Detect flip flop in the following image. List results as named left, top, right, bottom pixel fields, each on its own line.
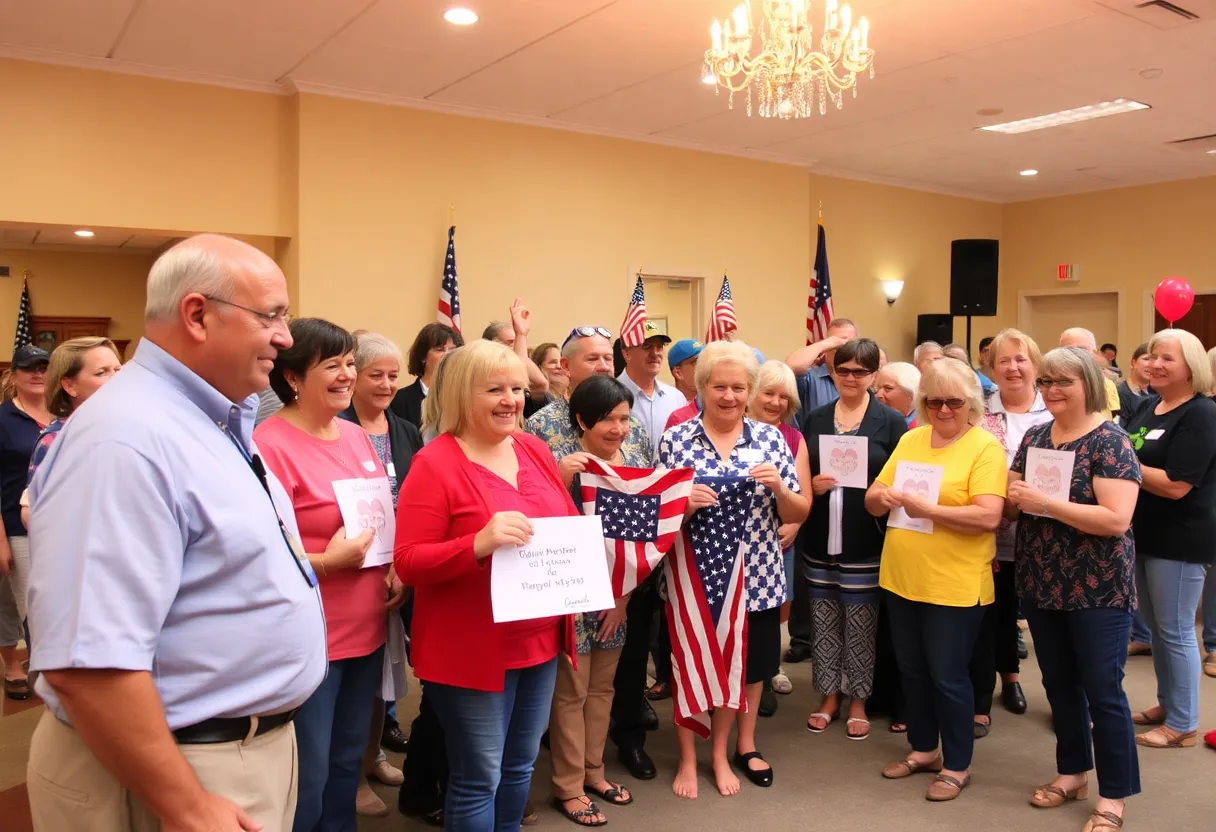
left=806, top=711, right=839, bottom=733
left=553, top=796, right=607, bottom=827
left=585, top=782, right=633, bottom=806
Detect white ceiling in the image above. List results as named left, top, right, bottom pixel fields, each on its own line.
left=2, top=0, right=1215, bottom=201
left=0, top=222, right=176, bottom=252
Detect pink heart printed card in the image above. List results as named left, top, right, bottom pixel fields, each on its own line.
left=1023, top=447, right=1076, bottom=516
left=888, top=461, right=944, bottom=535
left=817, top=434, right=869, bottom=489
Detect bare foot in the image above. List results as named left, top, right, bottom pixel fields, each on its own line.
left=672, top=761, right=698, bottom=800
left=712, top=757, right=740, bottom=797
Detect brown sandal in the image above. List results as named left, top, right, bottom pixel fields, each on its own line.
left=1135, top=725, right=1197, bottom=748
left=1030, top=781, right=1088, bottom=808
left=881, top=756, right=943, bottom=779
left=1082, top=809, right=1124, bottom=831
left=1130, top=710, right=1164, bottom=726
left=926, top=772, right=970, bottom=802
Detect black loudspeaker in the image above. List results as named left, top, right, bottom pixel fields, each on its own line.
left=950, top=239, right=999, bottom=316
left=917, top=314, right=953, bottom=346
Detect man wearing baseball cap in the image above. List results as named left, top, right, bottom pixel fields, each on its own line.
left=662, top=340, right=703, bottom=432
left=616, top=321, right=682, bottom=456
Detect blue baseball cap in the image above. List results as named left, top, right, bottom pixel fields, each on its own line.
left=752, top=347, right=766, bottom=365
left=668, top=339, right=703, bottom=370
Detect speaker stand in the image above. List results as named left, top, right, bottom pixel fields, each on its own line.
left=965, top=315, right=972, bottom=360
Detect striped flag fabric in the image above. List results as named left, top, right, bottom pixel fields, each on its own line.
left=705, top=275, right=737, bottom=343
left=619, top=276, right=649, bottom=348
left=12, top=277, right=31, bottom=353
left=806, top=222, right=834, bottom=344
left=578, top=458, right=694, bottom=597
left=664, top=475, right=754, bottom=737
left=437, top=226, right=462, bottom=333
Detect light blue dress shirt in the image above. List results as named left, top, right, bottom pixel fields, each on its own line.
left=795, top=364, right=840, bottom=431
left=27, top=339, right=327, bottom=730
left=616, top=372, right=685, bottom=456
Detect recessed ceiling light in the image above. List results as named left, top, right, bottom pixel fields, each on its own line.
left=1139, top=68, right=1163, bottom=80
left=444, top=7, right=478, bottom=25
left=1020, top=169, right=1038, bottom=177
left=976, top=107, right=1004, bottom=117
left=74, top=229, right=95, bottom=237
left=1207, top=149, right=1216, bottom=155
left=978, top=99, right=1150, bottom=135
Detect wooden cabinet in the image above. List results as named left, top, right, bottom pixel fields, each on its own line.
left=2, top=315, right=130, bottom=369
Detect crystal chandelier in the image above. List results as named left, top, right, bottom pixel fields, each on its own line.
left=702, top=0, right=875, bottom=119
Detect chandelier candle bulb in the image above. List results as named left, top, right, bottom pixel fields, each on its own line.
left=712, top=19, right=723, bottom=51
left=860, top=16, right=868, bottom=48
left=733, top=4, right=749, bottom=37
left=840, top=4, right=851, bottom=34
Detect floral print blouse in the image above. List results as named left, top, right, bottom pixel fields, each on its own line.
left=1012, top=421, right=1141, bottom=611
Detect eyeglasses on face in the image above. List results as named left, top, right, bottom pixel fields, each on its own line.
left=205, top=296, right=293, bottom=328
left=561, top=326, right=612, bottom=350
left=925, top=397, right=966, bottom=411
left=834, top=367, right=875, bottom=379
left=1035, top=377, right=1076, bottom=389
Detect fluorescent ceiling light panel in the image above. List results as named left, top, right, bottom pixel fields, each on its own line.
left=978, top=99, right=1149, bottom=135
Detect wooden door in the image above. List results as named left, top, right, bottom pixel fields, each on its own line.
left=29, top=316, right=110, bottom=354
left=1154, top=294, right=1216, bottom=351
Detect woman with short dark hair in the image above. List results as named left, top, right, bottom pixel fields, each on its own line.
left=392, top=323, right=463, bottom=428
left=256, top=317, right=399, bottom=831
left=545, top=374, right=641, bottom=826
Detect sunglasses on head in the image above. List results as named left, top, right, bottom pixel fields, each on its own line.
left=834, top=367, right=874, bottom=379
left=925, top=397, right=966, bottom=411
left=1036, top=377, right=1076, bottom=389
left=561, top=326, right=612, bottom=350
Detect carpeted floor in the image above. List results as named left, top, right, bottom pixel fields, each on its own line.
left=356, top=629, right=1216, bottom=832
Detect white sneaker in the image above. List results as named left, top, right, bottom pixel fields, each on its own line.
left=772, top=668, right=793, bottom=695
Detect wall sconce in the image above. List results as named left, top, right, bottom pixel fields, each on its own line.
left=881, top=279, right=905, bottom=306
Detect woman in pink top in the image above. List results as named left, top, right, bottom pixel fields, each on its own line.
left=255, top=318, right=405, bottom=832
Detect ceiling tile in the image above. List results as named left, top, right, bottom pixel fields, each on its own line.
left=0, top=0, right=135, bottom=57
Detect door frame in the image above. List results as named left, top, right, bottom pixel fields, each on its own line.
left=1143, top=285, right=1216, bottom=341
left=628, top=266, right=710, bottom=342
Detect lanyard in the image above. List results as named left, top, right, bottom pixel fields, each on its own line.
left=220, top=424, right=319, bottom=588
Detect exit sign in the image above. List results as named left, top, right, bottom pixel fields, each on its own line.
left=1057, top=264, right=1081, bottom=283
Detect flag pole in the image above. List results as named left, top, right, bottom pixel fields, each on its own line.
left=818, top=200, right=823, bottom=223
left=449, top=202, right=455, bottom=227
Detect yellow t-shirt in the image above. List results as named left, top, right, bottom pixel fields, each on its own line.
left=1103, top=377, right=1119, bottom=421
left=877, top=425, right=1008, bottom=607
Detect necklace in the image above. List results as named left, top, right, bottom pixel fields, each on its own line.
left=834, top=394, right=868, bottom=432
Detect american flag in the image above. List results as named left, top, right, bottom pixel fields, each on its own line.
left=13, top=278, right=31, bottom=353
left=664, top=476, right=754, bottom=737
left=619, top=276, right=649, bottom=348
left=578, top=458, right=694, bottom=597
left=705, top=275, right=737, bottom=343
left=807, top=222, right=834, bottom=344
left=437, top=226, right=462, bottom=333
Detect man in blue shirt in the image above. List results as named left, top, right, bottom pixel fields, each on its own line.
left=26, top=235, right=328, bottom=832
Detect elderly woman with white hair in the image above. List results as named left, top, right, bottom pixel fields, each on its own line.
left=659, top=341, right=809, bottom=799
left=1122, top=329, right=1216, bottom=751
left=865, top=358, right=1007, bottom=802
left=747, top=360, right=813, bottom=703
left=875, top=362, right=921, bottom=428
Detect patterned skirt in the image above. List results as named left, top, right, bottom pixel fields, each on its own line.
left=805, top=555, right=881, bottom=606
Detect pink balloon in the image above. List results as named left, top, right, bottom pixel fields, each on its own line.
left=1154, top=277, right=1195, bottom=324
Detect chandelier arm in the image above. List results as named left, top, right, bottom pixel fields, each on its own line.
left=797, top=51, right=873, bottom=91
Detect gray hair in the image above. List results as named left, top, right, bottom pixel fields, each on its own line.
left=353, top=332, right=404, bottom=373
left=482, top=321, right=512, bottom=343
left=913, top=341, right=942, bottom=364
left=1060, top=327, right=1097, bottom=350
left=878, top=361, right=920, bottom=400
left=1041, top=347, right=1107, bottom=414
left=694, top=340, right=759, bottom=394
left=145, top=242, right=235, bottom=322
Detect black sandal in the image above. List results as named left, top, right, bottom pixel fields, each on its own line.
left=4, top=676, right=30, bottom=701
left=732, top=750, right=774, bottom=788
left=645, top=681, right=671, bottom=701
left=586, top=781, right=633, bottom=806
left=554, top=796, right=607, bottom=827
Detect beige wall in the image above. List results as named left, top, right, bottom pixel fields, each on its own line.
left=1001, top=176, right=1216, bottom=354
left=0, top=248, right=153, bottom=348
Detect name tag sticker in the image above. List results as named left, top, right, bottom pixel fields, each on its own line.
left=1145, top=429, right=1165, bottom=440
left=736, top=448, right=765, bottom=464
left=363, top=459, right=378, bottom=472
left=385, top=461, right=397, bottom=479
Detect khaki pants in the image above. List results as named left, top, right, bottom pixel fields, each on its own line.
left=548, top=648, right=621, bottom=800
left=26, top=710, right=298, bottom=832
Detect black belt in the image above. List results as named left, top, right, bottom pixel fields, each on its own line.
left=172, top=708, right=299, bottom=745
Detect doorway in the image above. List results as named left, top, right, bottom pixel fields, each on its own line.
left=1154, top=293, right=1216, bottom=350
left=1019, top=291, right=1119, bottom=354
left=637, top=273, right=704, bottom=386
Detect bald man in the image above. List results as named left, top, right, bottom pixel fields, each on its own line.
left=26, top=235, right=325, bottom=832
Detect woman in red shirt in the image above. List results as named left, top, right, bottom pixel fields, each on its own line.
left=255, top=318, right=405, bottom=832
left=395, top=340, right=578, bottom=832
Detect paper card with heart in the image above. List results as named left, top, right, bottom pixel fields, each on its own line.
left=1023, top=447, right=1076, bottom=516
left=332, top=476, right=396, bottom=567
left=888, top=461, right=944, bottom=535
left=818, top=434, right=869, bottom=489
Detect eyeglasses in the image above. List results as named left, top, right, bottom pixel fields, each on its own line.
left=834, top=367, right=875, bottom=379
left=1035, top=377, right=1076, bottom=389
left=925, top=397, right=966, bottom=411
left=561, top=326, right=612, bottom=350
left=205, top=296, right=293, bottom=329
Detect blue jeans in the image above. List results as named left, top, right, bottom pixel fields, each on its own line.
left=1025, top=606, right=1140, bottom=799
left=429, top=658, right=558, bottom=832
left=1130, top=609, right=1152, bottom=645
left=1135, top=556, right=1208, bottom=732
left=1203, top=567, right=1216, bottom=654
left=885, top=591, right=986, bottom=771
left=293, top=646, right=386, bottom=832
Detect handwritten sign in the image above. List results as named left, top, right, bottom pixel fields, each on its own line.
left=491, top=515, right=615, bottom=623
left=1024, top=447, right=1076, bottom=516
left=887, top=461, right=944, bottom=535
left=332, top=477, right=395, bottom=567
left=818, top=434, right=869, bottom=489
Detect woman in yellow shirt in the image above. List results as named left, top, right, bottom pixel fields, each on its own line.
left=864, top=357, right=1007, bottom=803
